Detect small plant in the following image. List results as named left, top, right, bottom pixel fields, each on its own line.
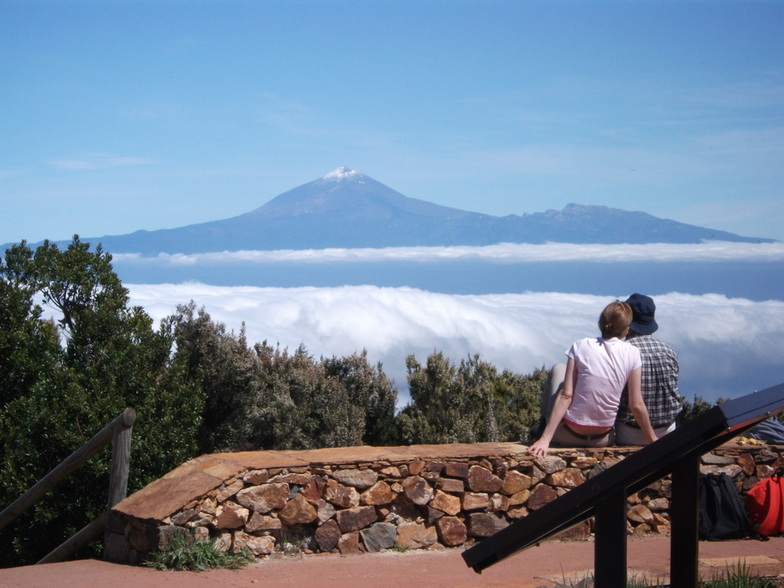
left=144, top=533, right=253, bottom=571
left=703, top=561, right=776, bottom=588
left=553, top=562, right=777, bottom=588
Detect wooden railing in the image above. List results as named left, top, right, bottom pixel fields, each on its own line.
left=0, top=408, right=135, bottom=564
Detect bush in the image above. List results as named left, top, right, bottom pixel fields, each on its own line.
left=143, top=533, right=252, bottom=571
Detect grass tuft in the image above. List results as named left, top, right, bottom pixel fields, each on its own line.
left=143, top=533, right=253, bottom=571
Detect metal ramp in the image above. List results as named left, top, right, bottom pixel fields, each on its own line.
left=462, top=383, right=784, bottom=587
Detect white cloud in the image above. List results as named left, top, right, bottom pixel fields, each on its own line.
left=126, top=284, right=784, bottom=407
left=113, top=241, right=784, bottom=266
left=49, top=152, right=155, bottom=171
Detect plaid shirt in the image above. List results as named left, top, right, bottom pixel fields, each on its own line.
left=618, top=335, right=682, bottom=427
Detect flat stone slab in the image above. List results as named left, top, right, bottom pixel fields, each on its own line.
left=114, top=442, right=530, bottom=521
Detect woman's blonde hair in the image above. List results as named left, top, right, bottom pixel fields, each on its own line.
left=598, top=301, right=633, bottom=338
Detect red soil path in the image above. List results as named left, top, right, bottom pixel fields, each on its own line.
left=1, top=536, right=783, bottom=588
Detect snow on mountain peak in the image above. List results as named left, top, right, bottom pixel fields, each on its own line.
left=322, top=166, right=359, bottom=181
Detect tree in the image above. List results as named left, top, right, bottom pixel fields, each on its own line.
left=0, top=237, right=202, bottom=566
left=397, top=352, right=546, bottom=445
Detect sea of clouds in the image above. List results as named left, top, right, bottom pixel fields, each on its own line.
left=114, top=241, right=784, bottom=266
left=106, top=241, right=784, bottom=408
left=127, top=284, right=784, bottom=408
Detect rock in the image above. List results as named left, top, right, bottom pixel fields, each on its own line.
left=361, top=522, right=397, bottom=552
left=572, top=456, right=598, bottom=468
left=437, top=477, right=465, bottom=493
left=702, top=452, right=735, bottom=465
left=491, top=493, right=510, bottom=512
left=468, top=512, right=509, bottom=537
left=757, top=464, right=775, bottom=478
left=338, top=531, right=363, bottom=555
left=214, top=532, right=232, bottom=552
left=361, top=481, right=396, bottom=506
left=436, top=516, right=467, bottom=546
left=171, top=509, right=196, bottom=526
left=507, top=506, right=528, bottom=519
left=444, top=462, right=470, bottom=478
left=198, top=497, right=217, bottom=515
left=467, top=465, right=503, bottom=492
left=527, top=484, right=558, bottom=510
left=213, top=502, right=249, bottom=529
left=242, top=469, right=269, bottom=485
left=268, top=472, right=313, bottom=485
left=402, top=475, right=433, bottom=505
left=430, top=489, right=461, bottom=516
left=555, top=521, right=591, bottom=540
left=627, top=504, right=654, bottom=525
left=301, top=477, right=326, bottom=503
left=422, top=461, right=445, bottom=481
left=538, top=456, right=567, bottom=474
left=733, top=452, right=753, bottom=476
left=315, top=519, right=341, bottom=552
left=380, top=466, right=402, bottom=478
left=317, top=499, right=336, bottom=523
left=332, top=468, right=379, bottom=489
left=236, top=483, right=289, bottom=513
left=508, top=489, right=531, bottom=506
left=462, top=492, right=491, bottom=511
left=246, top=512, right=282, bottom=533
left=216, top=480, right=245, bottom=503
left=408, top=461, right=425, bottom=475
left=279, top=494, right=318, bottom=526
left=425, top=506, right=445, bottom=525
left=233, top=530, right=275, bottom=555
left=324, top=480, right=360, bottom=508
left=395, top=522, right=437, bottom=550
left=647, top=497, right=669, bottom=512
left=632, top=523, right=654, bottom=537
left=546, top=468, right=586, bottom=488
left=336, top=506, right=378, bottom=533
left=501, top=470, right=532, bottom=495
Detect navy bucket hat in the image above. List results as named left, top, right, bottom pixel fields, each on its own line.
left=626, top=293, right=658, bottom=335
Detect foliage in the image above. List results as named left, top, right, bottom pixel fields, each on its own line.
left=143, top=533, right=252, bottom=571
left=170, top=304, right=399, bottom=452
left=556, top=562, right=777, bottom=587
left=0, top=238, right=203, bottom=567
left=0, top=235, right=556, bottom=567
left=677, top=395, right=732, bottom=427
left=397, top=352, right=546, bottom=445
left=702, top=561, right=778, bottom=587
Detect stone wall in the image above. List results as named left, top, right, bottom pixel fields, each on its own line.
left=106, top=442, right=784, bottom=565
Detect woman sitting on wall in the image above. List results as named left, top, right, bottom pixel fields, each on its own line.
left=528, top=301, right=657, bottom=458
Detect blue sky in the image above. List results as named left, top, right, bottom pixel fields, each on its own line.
left=1, top=0, right=783, bottom=245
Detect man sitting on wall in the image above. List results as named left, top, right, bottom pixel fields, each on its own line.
left=615, top=293, right=682, bottom=445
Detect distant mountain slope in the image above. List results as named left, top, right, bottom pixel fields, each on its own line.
left=28, top=167, right=779, bottom=254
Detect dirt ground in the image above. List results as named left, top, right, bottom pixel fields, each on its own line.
left=1, top=536, right=783, bottom=588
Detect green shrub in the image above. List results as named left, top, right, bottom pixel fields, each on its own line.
left=143, top=534, right=253, bottom=571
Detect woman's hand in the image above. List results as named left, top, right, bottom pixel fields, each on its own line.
left=528, top=438, right=550, bottom=458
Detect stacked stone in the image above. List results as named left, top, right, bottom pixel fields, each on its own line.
left=156, top=450, right=646, bottom=557
left=109, top=444, right=784, bottom=563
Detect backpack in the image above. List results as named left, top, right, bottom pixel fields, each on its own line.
left=746, top=471, right=784, bottom=537
left=698, top=473, right=754, bottom=540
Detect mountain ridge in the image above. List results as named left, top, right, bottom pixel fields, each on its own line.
left=14, top=167, right=777, bottom=254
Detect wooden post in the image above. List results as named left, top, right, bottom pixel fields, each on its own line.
left=107, top=408, right=135, bottom=508
left=0, top=408, right=135, bottom=533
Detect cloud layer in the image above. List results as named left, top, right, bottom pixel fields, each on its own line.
left=126, top=283, right=784, bottom=407
left=114, top=241, right=784, bottom=266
